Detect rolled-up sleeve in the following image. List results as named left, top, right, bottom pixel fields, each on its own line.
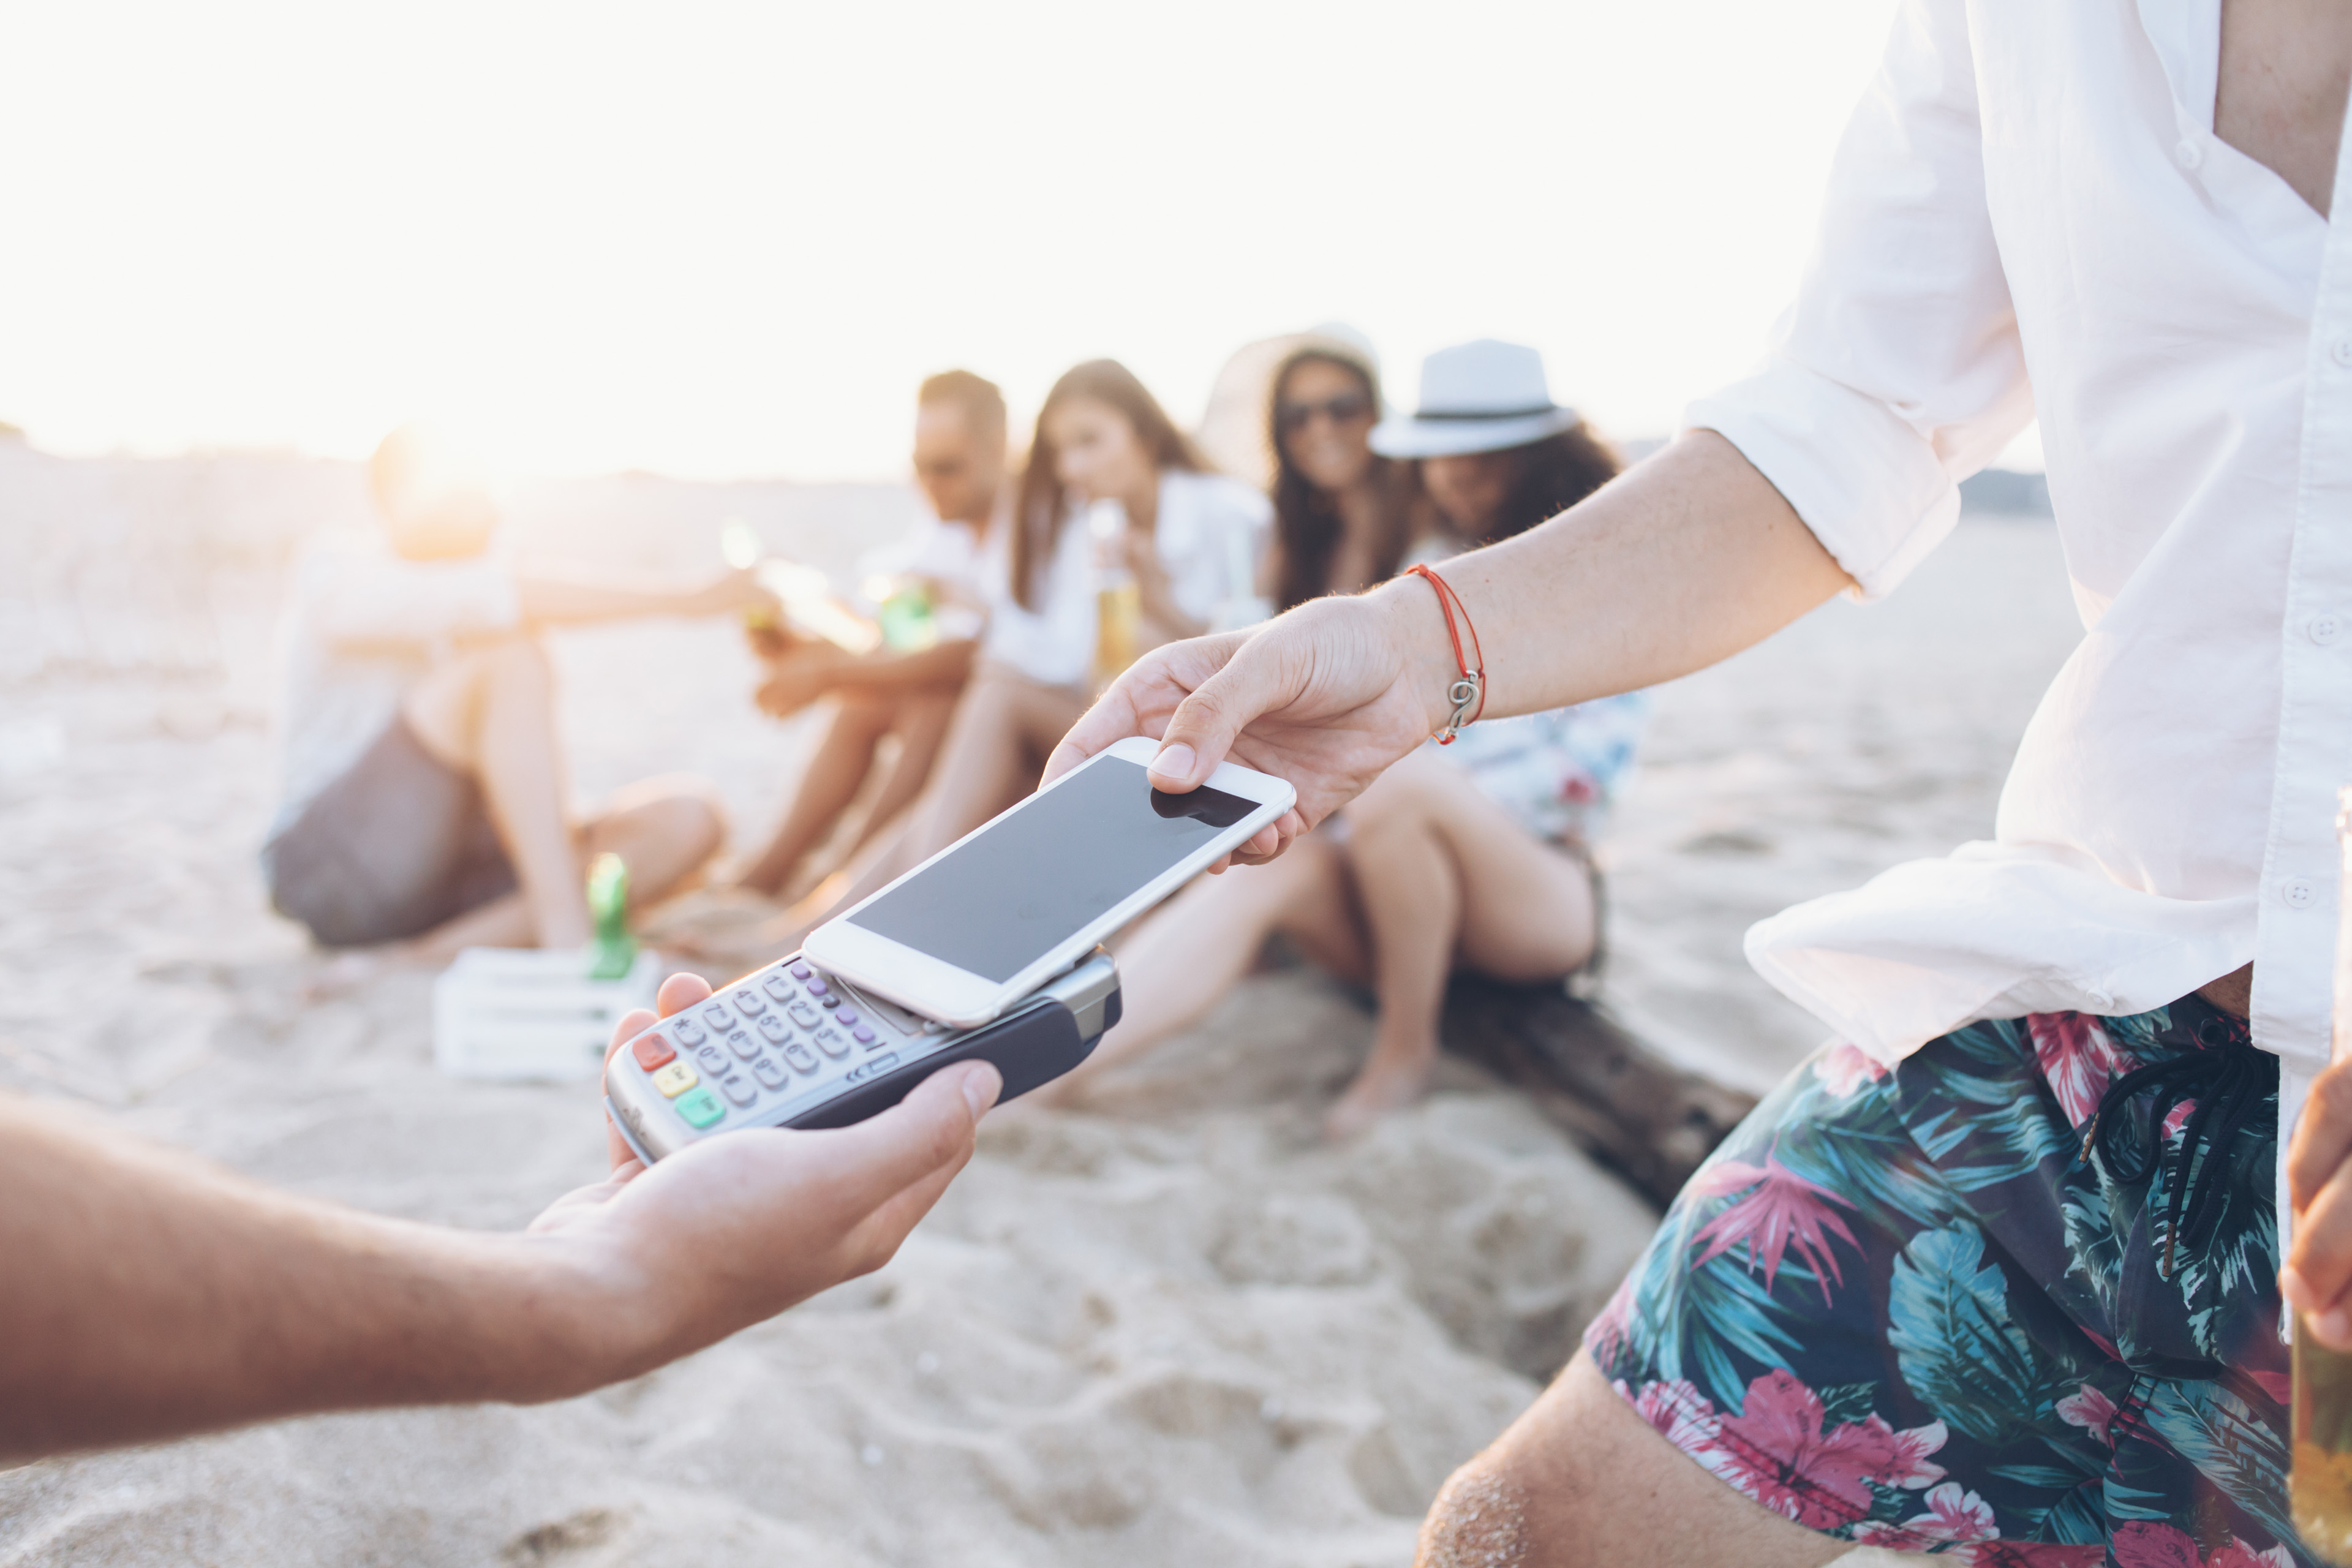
left=1685, top=0, right=2033, bottom=600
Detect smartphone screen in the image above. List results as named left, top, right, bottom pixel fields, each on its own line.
left=846, top=755, right=1260, bottom=982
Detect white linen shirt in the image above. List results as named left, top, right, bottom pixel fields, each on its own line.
left=1692, top=0, right=2352, bottom=1179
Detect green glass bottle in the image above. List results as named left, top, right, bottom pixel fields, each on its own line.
left=586, top=852, right=635, bottom=981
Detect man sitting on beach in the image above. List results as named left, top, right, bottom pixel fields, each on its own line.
left=263, top=424, right=772, bottom=966
left=733, top=371, right=1006, bottom=901
left=1049, top=0, right=2352, bottom=1561
left=0, top=978, right=1003, bottom=1459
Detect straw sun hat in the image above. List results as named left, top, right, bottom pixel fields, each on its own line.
left=1369, top=339, right=1581, bottom=459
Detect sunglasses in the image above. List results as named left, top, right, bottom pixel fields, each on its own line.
left=1276, top=392, right=1374, bottom=434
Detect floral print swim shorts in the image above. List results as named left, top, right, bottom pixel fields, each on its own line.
left=1583, top=994, right=2305, bottom=1566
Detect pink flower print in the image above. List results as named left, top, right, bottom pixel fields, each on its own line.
left=1559, top=772, right=1597, bottom=804
left=1852, top=1481, right=1999, bottom=1552
left=1812, top=1041, right=1888, bottom=1099
left=1707, top=1370, right=1942, bottom=1531
left=2162, top=1098, right=2196, bottom=1139
left=2054, top=1381, right=2118, bottom=1445
left=1961, top=1546, right=2106, bottom=1567
left=2250, top=1368, right=2292, bottom=1406
left=1583, top=1281, right=1633, bottom=1365
left=1882, top=1418, right=1950, bottom=1488
left=1689, top=1148, right=1861, bottom=1303
left=2027, top=1011, right=2130, bottom=1129
left=2111, top=1520, right=2288, bottom=1568
left=1624, top=1377, right=1725, bottom=1460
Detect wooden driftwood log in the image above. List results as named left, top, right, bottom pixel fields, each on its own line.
left=1441, top=976, right=1759, bottom=1210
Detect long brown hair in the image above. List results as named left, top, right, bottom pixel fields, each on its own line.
left=1009, top=360, right=1205, bottom=611
left=1265, top=349, right=1413, bottom=611
left=1449, top=421, right=1622, bottom=546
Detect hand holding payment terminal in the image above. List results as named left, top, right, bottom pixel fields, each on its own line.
left=605, top=736, right=1295, bottom=1163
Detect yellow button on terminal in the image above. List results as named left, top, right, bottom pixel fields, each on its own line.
left=651, top=1061, right=698, bottom=1098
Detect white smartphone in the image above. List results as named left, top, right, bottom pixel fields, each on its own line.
left=804, top=734, right=1295, bottom=1026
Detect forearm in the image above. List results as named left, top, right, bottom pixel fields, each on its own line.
left=823, top=638, right=977, bottom=692
left=514, top=573, right=717, bottom=626
left=1373, top=430, right=1851, bottom=722
left=0, top=1099, right=612, bottom=1460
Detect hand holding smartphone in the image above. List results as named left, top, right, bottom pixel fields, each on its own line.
left=805, top=735, right=1296, bottom=1027
left=604, top=737, right=1295, bottom=1160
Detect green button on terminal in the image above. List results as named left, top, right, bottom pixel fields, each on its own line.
left=674, top=1087, right=725, bottom=1129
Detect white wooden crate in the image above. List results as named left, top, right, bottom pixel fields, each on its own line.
left=432, top=946, right=663, bottom=1082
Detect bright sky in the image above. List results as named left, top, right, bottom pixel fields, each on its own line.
left=1, top=1, right=1909, bottom=482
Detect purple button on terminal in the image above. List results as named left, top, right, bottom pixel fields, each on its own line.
left=853, top=1025, right=876, bottom=1044
left=789, top=963, right=811, bottom=979
left=806, top=978, right=829, bottom=998
left=834, top=1008, right=858, bottom=1026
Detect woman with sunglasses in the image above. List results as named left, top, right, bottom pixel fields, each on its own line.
left=1051, top=340, right=1646, bottom=1139
left=1261, top=338, right=1422, bottom=610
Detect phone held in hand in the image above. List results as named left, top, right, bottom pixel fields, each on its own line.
left=804, top=734, right=1295, bottom=1027
left=603, top=736, right=1294, bottom=1163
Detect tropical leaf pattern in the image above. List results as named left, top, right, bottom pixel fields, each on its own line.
left=1583, top=995, right=2310, bottom=1563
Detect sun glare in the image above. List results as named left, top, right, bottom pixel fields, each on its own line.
left=0, top=0, right=1901, bottom=480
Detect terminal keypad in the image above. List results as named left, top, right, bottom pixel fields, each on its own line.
left=612, top=952, right=948, bottom=1140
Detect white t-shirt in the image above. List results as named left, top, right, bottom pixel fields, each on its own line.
left=265, top=534, right=520, bottom=842
left=981, top=469, right=1272, bottom=688
left=856, top=511, right=988, bottom=611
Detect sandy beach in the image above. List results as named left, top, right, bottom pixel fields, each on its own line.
left=0, top=438, right=2081, bottom=1566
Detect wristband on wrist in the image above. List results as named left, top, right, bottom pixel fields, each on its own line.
left=1404, top=564, right=1485, bottom=744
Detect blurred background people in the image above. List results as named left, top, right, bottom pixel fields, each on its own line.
left=1260, top=336, right=1424, bottom=610
left=777, top=358, right=1270, bottom=941
left=733, top=371, right=1007, bottom=900
left=1060, top=341, right=1646, bottom=1139
left=262, top=424, right=770, bottom=967
left=1400, top=341, right=1621, bottom=562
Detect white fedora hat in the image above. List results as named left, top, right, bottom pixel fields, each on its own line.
left=1369, top=339, right=1581, bottom=459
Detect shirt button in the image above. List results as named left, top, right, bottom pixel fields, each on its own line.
left=2085, top=988, right=2116, bottom=1012
left=2314, top=613, right=2344, bottom=645
left=2284, top=877, right=2318, bottom=910
left=2176, top=139, right=2204, bottom=170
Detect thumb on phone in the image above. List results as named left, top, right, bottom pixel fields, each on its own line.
left=1145, top=654, right=1268, bottom=792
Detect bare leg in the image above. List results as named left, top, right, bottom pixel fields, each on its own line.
left=401, top=634, right=591, bottom=949
left=1045, top=835, right=1366, bottom=1102
left=839, top=688, right=960, bottom=864
left=1324, top=752, right=1597, bottom=1139
left=736, top=696, right=896, bottom=895
left=1416, top=1351, right=1842, bottom=1568
left=585, top=773, right=727, bottom=909
left=390, top=777, right=726, bottom=967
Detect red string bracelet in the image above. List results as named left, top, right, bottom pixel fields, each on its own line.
left=1404, top=563, right=1485, bottom=744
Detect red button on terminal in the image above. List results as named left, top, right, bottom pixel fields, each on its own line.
left=631, top=1032, right=677, bottom=1072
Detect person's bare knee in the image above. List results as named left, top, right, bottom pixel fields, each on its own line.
left=403, top=631, right=550, bottom=771
left=590, top=777, right=727, bottom=902
left=1417, top=1354, right=1841, bottom=1568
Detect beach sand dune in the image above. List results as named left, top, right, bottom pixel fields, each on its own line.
left=0, top=443, right=2078, bottom=1565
